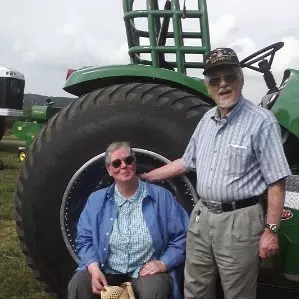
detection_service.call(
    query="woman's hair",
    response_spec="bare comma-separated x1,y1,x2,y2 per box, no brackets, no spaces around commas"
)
105,141,135,166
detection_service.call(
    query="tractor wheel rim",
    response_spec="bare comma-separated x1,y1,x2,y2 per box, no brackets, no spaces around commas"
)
60,148,198,263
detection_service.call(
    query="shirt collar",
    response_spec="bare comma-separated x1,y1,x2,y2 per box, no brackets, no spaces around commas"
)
105,180,156,203
211,96,245,123
114,178,145,207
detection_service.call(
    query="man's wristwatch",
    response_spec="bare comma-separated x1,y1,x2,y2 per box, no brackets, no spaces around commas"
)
265,223,279,233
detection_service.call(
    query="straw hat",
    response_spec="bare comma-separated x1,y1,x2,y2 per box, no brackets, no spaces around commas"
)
100,282,135,299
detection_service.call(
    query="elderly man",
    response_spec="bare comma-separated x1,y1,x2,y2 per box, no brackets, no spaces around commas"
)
141,48,291,299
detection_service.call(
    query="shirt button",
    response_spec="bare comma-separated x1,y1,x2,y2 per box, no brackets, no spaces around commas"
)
101,263,104,267
207,186,210,189
106,232,109,235
210,167,213,171
104,248,107,251
214,150,217,153
110,218,113,221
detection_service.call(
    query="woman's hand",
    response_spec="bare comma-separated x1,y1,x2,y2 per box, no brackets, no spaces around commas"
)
87,263,108,294
139,260,167,276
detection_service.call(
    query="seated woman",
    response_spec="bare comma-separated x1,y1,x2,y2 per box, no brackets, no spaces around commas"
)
68,141,189,299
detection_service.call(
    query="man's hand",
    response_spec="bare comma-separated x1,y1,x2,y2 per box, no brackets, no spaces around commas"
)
139,260,167,276
87,263,108,294
139,173,149,181
139,159,187,182
259,229,279,259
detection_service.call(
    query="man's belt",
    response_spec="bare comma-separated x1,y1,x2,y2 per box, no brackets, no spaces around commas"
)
202,196,260,214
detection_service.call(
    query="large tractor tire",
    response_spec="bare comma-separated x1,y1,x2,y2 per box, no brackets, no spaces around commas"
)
0,116,5,141
15,82,211,297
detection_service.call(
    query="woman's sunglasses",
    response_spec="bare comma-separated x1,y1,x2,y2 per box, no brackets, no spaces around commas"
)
207,73,239,87
110,156,135,169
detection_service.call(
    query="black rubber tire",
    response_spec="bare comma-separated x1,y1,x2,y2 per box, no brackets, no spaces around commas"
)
0,116,5,141
15,82,211,297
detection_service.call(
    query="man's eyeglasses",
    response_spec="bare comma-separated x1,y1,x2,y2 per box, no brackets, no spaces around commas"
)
110,156,135,168
206,73,239,87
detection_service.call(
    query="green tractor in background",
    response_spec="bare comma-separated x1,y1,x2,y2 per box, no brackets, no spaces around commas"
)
15,0,299,298
12,99,62,162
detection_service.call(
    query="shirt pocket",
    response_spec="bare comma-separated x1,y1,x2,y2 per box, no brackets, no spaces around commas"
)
225,145,251,176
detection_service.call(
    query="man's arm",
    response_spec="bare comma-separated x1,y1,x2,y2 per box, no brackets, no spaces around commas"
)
141,158,187,182
266,179,285,226
259,179,285,259
142,119,201,182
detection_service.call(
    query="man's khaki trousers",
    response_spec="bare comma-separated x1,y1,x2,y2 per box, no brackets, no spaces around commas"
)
184,201,265,299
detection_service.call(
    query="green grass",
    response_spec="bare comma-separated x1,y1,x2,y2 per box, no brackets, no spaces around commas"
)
0,144,50,299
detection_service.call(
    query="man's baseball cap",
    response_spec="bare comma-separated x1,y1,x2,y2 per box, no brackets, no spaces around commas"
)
203,48,241,75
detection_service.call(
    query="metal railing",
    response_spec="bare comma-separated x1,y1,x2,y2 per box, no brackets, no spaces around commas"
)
123,0,211,74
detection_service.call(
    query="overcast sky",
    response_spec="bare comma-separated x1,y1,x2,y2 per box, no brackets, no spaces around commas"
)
1,0,299,103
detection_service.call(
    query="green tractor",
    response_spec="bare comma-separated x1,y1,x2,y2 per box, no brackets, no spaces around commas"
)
15,0,299,298
12,100,62,162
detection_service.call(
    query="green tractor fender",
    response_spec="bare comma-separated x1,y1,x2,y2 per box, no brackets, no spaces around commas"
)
63,64,212,104
271,69,299,138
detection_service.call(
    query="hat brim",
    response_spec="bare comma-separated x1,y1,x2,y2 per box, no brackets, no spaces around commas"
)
203,62,241,75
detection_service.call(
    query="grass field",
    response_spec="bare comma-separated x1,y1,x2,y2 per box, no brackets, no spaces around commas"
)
0,140,50,299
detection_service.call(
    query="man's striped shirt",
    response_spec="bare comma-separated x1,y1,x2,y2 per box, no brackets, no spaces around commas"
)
182,97,291,202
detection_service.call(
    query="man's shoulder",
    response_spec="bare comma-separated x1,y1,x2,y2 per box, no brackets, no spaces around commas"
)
191,106,215,133
242,98,277,124
203,106,216,119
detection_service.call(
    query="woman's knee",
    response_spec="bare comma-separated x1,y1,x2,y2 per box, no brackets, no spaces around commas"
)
68,271,95,299
133,273,172,299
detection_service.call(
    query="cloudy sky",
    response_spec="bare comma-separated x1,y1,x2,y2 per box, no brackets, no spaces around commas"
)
1,0,299,103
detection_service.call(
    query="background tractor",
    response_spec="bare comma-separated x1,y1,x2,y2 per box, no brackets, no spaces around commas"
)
0,65,25,169
14,0,299,298
12,99,63,162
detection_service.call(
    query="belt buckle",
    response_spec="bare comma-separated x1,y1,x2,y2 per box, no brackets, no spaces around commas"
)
213,203,223,214
205,201,223,214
